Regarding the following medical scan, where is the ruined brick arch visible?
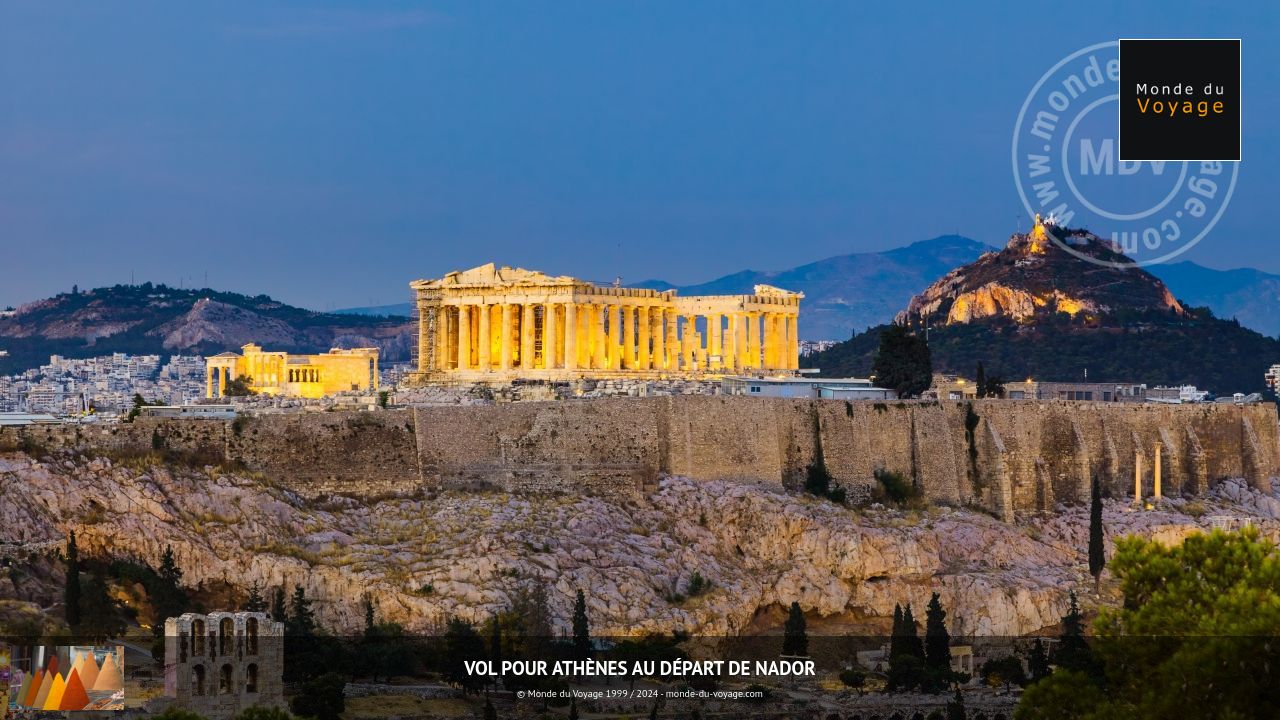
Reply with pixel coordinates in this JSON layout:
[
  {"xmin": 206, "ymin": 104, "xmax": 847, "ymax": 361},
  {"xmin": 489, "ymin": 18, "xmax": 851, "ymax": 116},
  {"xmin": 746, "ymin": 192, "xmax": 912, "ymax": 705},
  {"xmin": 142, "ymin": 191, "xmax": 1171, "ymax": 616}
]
[
  {"xmin": 219, "ymin": 663, "xmax": 235, "ymax": 694},
  {"xmin": 191, "ymin": 619, "xmax": 206, "ymax": 655},
  {"xmin": 191, "ymin": 664, "xmax": 206, "ymax": 696},
  {"xmin": 911, "ymin": 713, "xmax": 926, "ymax": 720},
  {"xmin": 246, "ymin": 616, "xmax": 259, "ymax": 655},
  {"xmin": 219, "ymin": 617, "xmax": 234, "ymax": 655},
  {"xmin": 245, "ymin": 663, "xmax": 259, "ymax": 693}
]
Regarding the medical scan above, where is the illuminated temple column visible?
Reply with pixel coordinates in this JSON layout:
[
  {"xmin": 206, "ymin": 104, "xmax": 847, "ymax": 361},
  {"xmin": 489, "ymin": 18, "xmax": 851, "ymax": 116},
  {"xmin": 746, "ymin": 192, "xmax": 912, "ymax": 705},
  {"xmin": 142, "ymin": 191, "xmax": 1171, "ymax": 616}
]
[
  {"xmin": 637, "ymin": 306, "xmax": 650, "ymax": 369},
  {"xmin": 622, "ymin": 306, "xmax": 635, "ymax": 369},
  {"xmin": 436, "ymin": 307, "xmax": 452, "ymax": 371},
  {"xmin": 763, "ymin": 313, "xmax": 778, "ymax": 369},
  {"xmin": 521, "ymin": 304, "xmax": 536, "ymax": 369},
  {"xmin": 564, "ymin": 303, "xmax": 579, "ymax": 370},
  {"xmin": 651, "ymin": 308, "xmax": 665, "ymax": 370},
  {"xmin": 477, "ymin": 303, "xmax": 492, "ymax": 370},
  {"xmin": 206, "ymin": 367, "xmax": 214, "ymax": 397},
  {"xmin": 746, "ymin": 312, "xmax": 760, "ymax": 369},
  {"xmin": 590, "ymin": 304, "xmax": 606, "ymax": 369},
  {"xmin": 665, "ymin": 310, "xmax": 679, "ymax": 370},
  {"xmin": 608, "ymin": 304, "xmax": 622, "ymax": 370},
  {"xmin": 724, "ymin": 313, "xmax": 739, "ymax": 372},
  {"xmin": 734, "ymin": 313, "xmax": 748, "ymax": 370},
  {"xmin": 786, "ymin": 313, "xmax": 799, "ymax": 369},
  {"xmin": 457, "ymin": 305, "xmax": 471, "ymax": 370},
  {"xmin": 543, "ymin": 303, "xmax": 558, "ymax": 369},
  {"xmin": 500, "ymin": 303, "xmax": 514, "ymax": 370},
  {"xmin": 417, "ymin": 301, "xmax": 432, "ymax": 372},
  {"xmin": 708, "ymin": 313, "xmax": 722, "ymax": 370}
]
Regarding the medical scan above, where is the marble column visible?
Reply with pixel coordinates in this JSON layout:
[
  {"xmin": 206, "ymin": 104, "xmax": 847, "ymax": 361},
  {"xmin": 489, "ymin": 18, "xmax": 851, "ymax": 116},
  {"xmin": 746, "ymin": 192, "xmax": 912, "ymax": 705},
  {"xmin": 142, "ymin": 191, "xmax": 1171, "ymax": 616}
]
[
  {"xmin": 652, "ymin": 308, "xmax": 665, "ymax": 370},
  {"xmin": 732, "ymin": 312, "xmax": 742, "ymax": 368},
  {"xmin": 543, "ymin": 303, "xmax": 558, "ymax": 369},
  {"xmin": 783, "ymin": 311, "xmax": 793, "ymax": 366},
  {"xmin": 206, "ymin": 367, "xmax": 214, "ymax": 398},
  {"xmin": 417, "ymin": 301, "xmax": 431, "ymax": 372},
  {"xmin": 521, "ymin": 304, "xmax": 536, "ymax": 369},
  {"xmin": 457, "ymin": 305, "xmax": 472, "ymax": 370},
  {"xmin": 622, "ymin": 306, "xmax": 635, "ymax": 369},
  {"xmin": 762, "ymin": 312, "xmax": 777, "ymax": 369},
  {"xmin": 436, "ymin": 308, "xmax": 451, "ymax": 371},
  {"xmin": 564, "ymin": 303, "xmax": 579, "ymax": 370},
  {"xmin": 666, "ymin": 310, "xmax": 680, "ymax": 370},
  {"xmin": 746, "ymin": 312, "xmax": 760, "ymax": 369},
  {"xmin": 477, "ymin": 304, "xmax": 492, "ymax": 370},
  {"xmin": 637, "ymin": 306, "xmax": 650, "ymax": 370},
  {"xmin": 592, "ymin": 304, "xmax": 608, "ymax": 369},
  {"xmin": 607, "ymin": 304, "xmax": 622, "ymax": 370},
  {"xmin": 499, "ymin": 304, "xmax": 514, "ymax": 370},
  {"xmin": 708, "ymin": 313, "xmax": 722, "ymax": 370}
]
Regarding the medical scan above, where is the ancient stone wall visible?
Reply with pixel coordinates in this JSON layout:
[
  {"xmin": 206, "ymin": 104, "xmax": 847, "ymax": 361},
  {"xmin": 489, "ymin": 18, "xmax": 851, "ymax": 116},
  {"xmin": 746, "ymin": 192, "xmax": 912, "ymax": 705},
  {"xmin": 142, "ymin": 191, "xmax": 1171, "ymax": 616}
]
[{"xmin": 3, "ymin": 398, "xmax": 1276, "ymax": 519}]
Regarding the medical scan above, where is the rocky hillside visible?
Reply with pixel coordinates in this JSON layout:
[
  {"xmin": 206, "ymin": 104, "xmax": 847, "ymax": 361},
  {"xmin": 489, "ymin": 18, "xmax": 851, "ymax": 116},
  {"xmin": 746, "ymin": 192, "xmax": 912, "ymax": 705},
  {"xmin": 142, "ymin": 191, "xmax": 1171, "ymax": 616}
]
[
  {"xmin": 808, "ymin": 222, "xmax": 1280, "ymax": 394},
  {"xmin": 897, "ymin": 222, "xmax": 1183, "ymax": 326},
  {"xmin": 3, "ymin": 450, "xmax": 1278, "ymax": 641},
  {"xmin": 0, "ymin": 283, "xmax": 414, "ymax": 373}
]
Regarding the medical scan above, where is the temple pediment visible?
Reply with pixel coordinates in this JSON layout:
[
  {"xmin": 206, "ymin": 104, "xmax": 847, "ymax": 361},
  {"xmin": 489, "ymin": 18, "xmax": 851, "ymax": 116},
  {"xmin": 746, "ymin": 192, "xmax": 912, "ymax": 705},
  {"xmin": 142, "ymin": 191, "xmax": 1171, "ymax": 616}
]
[
  {"xmin": 418, "ymin": 263, "xmax": 579, "ymax": 289},
  {"xmin": 753, "ymin": 284, "xmax": 805, "ymax": 299}
]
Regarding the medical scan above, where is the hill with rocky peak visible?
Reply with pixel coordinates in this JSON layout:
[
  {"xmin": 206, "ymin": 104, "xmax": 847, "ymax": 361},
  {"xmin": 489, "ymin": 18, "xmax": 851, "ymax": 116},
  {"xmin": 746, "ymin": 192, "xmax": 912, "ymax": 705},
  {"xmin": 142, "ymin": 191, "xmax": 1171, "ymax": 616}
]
[
  {"xmin": 0, "ymin": 283, "xmax": 414, "ymax": 374},
  {"xmin": 897, "ymin": 223, "xmax": 1183, "ymax": 327},
  {"xmin": 808, "ymin": 223, "xmax": 1280, "ymax": 394}
]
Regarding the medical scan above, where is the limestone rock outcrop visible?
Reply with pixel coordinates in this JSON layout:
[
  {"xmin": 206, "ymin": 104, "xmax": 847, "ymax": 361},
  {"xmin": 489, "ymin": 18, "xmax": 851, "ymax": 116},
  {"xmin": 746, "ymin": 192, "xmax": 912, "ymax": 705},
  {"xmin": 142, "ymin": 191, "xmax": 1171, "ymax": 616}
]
[{"xmin": 2, "ymin": 451, "xmax": 1277, "ymax": 639}]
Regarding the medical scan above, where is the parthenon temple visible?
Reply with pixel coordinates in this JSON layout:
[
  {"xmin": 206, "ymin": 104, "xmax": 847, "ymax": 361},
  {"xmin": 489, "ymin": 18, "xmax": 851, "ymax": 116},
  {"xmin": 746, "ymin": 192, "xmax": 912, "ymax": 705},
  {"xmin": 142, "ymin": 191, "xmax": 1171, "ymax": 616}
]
[{"xmin": 407, "ymin": 263, "xmax": 803, "ymax": 383}]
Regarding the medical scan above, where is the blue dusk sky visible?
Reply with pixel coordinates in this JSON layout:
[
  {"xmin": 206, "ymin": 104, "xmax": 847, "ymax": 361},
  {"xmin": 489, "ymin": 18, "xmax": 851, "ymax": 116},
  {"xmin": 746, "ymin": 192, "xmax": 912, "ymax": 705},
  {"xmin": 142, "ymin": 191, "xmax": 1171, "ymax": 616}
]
[{"xmin": 2, "ymin": 1, "xmax": 1277, "ymax": 310}]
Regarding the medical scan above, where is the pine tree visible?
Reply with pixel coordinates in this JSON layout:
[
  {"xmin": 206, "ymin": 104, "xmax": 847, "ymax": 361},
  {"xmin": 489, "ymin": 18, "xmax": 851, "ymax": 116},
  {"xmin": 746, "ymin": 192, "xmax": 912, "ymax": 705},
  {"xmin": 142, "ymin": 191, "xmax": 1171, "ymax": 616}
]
[
  {"xmin": 1027, "ymin": 638, "xmax": 1051, "ymax": 683},
  {"xmin": 243, "ymin": 581, "xmax": 267, "ymax": 613},
  {"xmin": 271, "ymin": 586, "xmax": 287, "ymax": 621},
  {"xmin": 1088, "ymin": 477, "xmax": 1105, "ymax": 591},
  {"xmin": 289, "ymin": 585, "xmax": 316, "ymax": 636},
  {"xmin": 923, "ymin": 593, "xmax": 952, "ymax": 692},
  {"xmin": 571, "ymin": 589, "xmax": 592, "ymax": 661},
  {"xmin": 65, "ymin": 530, "xmax": 81, "ymax": 628},
  {"xmin": 1054, "ymin": 591, "xmax": 1095, "ymax": 676},
  {"xmin": 782, "ymin": 601, "xmax": 808, "ymax": 657}
]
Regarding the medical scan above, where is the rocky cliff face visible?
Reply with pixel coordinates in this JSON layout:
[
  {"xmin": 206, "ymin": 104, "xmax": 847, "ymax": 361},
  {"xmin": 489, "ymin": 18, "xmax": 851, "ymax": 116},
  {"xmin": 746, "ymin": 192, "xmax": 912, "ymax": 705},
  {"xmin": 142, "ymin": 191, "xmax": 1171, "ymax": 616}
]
[
  {"xmin": 898, "ymin": 222, "xmax": 1183, "ymax": 326},
  {"xmin": 4, "ymin": 451, "xmax": 1277, "ymax": 640}
]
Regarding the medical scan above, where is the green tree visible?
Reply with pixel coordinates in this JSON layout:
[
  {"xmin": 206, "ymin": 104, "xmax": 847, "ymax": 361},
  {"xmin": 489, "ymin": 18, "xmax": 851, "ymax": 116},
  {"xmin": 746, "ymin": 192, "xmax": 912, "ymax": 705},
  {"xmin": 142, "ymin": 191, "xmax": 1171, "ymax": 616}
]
[
  {"xmin": 781, "ymin": 601, "xmax": 807, "ymax": 657},
  {"xmin": 488, "ymin": 614, "xmax": 504, "ymax": 687},
  {"xmin": 483, "ymin": 696, "xmax": 497, "ymax": 720},
  {"xmin": 1088, "ymin": 478, "xmax": 1105, "ymax": 590},
  {"xmin": 1026, "ymin": 639, "xmax": 1051, "ymax": 683},
  {"xmin": 444, "ymin": 618, "xmax": 488, "ymax": 695},
  {"xmin": 975, "ymin": 361, "xmax": 986, "ymax": 398},
  {"xmin": 571, "ymin": 589, "xmax": 592, "ymax": 661},
  {"xmin": 65, "ymin": 530, "xmax": 81, "ymax": 628},
  {"xmin": 1018, "ymin": 529, "xmax": 1280, "ymax": 719},
  {"xmin": 271, "ymin": 585, "xmax": 287, "ymax": 621},
  {"xmin": 288, "ymin": 585, "xmax": 316, "ymax": 636},
  {"xmin": 888, "ymin": 602, "xmax": 926, "ymax": 692},
  {"xmin": 979, "ymin": 655, "xmax": 1027, "ymax": 690},
  {"xmin": 923, "ymin": 593, "xmax": 952, "ymax": 692},
  {"xmin": 871, "ymin": 324, "xmax": 932, "ymax": 398},
  {"xmin": 224, "ymin": 375, "xmax": 256, "ymax": 396},
  {"xmin": 1052, "ymin": 592, "xmax": 1094, "ymax": 676},
  {"xmin": 568, "ymin": 697, "xmax": 579, "ymax": 720},
  {"xmin": 80, "ymin": 569, "xmax": 125, "ymax": 641},
  {"xmin": 243, "ymin": 581, "xmax": 267, "ymax": 613},
  {"xmin": 290, "ymin": 672, "xmax": 345, "ymax": 720}
]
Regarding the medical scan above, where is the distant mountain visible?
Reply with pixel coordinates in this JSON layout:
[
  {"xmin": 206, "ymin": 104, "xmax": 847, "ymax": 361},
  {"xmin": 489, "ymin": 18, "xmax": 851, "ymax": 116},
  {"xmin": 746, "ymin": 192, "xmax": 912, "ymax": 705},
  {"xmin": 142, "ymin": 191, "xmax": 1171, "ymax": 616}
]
[
  {"xmin": 335, "ymin": 302, "xmax": 414, "ymax": 317},
  {"xmin": 1148, "ymin": 262, "xmax": 1280, "ymax": 338},
  {"xmin": 0, "ymin": 284, "xmax": 414, "ymax": 374},
  {"xmin": 634, "ymin": 235, "xmax": 996, "ymax": 340},
  {"xmin": 806, "ymin": 222, "xmax": 1280, "ymax": 394}
]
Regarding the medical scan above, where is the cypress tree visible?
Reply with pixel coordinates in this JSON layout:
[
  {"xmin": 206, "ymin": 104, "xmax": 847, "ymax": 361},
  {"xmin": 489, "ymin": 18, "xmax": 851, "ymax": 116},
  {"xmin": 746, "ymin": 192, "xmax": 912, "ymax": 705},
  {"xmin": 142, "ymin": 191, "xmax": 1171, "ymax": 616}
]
[
  {"xmin": 289, "ymin": 585, "xmax": 316, "ymax": 636},
  {"xmin": 483, "ymin": 696, "xmax": 497, "ymax": 720},
  {"xmin": 782, "ymin": 601, "xmax": 808, "ymax": 657},
  {"xmin": 243, "ymin": 581, "xmax": 267, "ymax": 613},
  {"xmin": 1089, "ymin": 477, "xmax": 1105, "ymax": 591},
  {"xmin": 568, "ymin": 697, "xmax": 579, "ymax": 720},
  {"xmin": 923, "ymin": 593, "xmax": 952, "ymax": 692},
  {"xmin": 65, "ymin": 530, "xmax": 81, "ymax": 628},
  {"xmin": 363, "ymin": 595, "xmax": 376, "ymax": 635},
  {"xmin": 889, "ymin": 603, "xmax": 904, "ymax": 659},
  {"xmin": 902, "ymin": 603, "xmax": 924, "ymax": 660},
  {"xmin": 489, "ymin": 614, "xmax": 503, "ymax": 687},
  {"xmin": 571, "ymin": 589, "xmax": 592, "ymax": 661},
  {"xmin": 271, "ymin": 585, "xmax": 287, "ymax": 621},
  {"xmin": 975, "ymin": 362, "xmax": 987, "ymax": 398},
  {"xmin": 1027, "ymin": 639, "xmax": 1051, "ymax": 683},
  {"xmin": 946, "ymin": 687, "xmax": 966, "ymax": 720}
]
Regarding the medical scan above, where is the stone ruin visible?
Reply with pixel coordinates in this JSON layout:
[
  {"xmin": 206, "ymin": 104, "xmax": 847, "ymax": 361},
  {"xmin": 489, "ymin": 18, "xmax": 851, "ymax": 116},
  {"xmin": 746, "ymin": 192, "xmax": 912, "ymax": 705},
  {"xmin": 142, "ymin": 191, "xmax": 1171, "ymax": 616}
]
[{"xmin": 163, "ymin": 611, "xmax": 284, "ymax": 719}]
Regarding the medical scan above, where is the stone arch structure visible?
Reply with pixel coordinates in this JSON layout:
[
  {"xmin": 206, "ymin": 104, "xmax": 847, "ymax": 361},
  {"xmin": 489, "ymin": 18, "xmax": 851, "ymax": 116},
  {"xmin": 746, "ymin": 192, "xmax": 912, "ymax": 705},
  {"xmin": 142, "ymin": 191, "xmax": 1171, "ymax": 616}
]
[{"xmin": 165, "ymin": 611, "xmax": 284, "ymax": 719}]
